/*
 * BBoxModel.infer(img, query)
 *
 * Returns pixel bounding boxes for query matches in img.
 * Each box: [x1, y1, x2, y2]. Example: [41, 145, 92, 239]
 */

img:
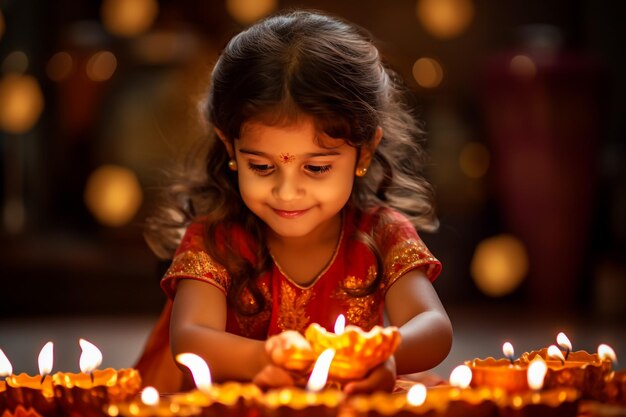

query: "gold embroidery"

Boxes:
[277, 281, 315, 333]
[236, 280, 272, 338]
[165, 250, 230, 292]
[383, 239, 437, 289]
[334, 265, 381, 330]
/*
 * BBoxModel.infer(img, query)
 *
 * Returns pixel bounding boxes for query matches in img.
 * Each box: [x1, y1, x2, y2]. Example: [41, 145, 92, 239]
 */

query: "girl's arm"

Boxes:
[385, 269, 453, 374]
[169, 279, 270, 382]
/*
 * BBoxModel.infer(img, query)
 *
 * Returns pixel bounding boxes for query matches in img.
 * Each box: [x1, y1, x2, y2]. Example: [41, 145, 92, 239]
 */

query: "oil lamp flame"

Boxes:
[141, 386, 160, 406]
[38, 341, 53, 376]
[597, 344, 617, 363]
[334, 314, 345, 335]
[0, 348, 12, 377]
[556, 332, 572, 351]
[527, 357, 547, 390]
[176, 353, 212, 394]
[79, 338, 103, 373]
[407, 383, 427, 406]
[547, 345, 565, 363]
[306, 348, 335, 392]
[449, 364, 472, 389]
[502, 342, 514, 358]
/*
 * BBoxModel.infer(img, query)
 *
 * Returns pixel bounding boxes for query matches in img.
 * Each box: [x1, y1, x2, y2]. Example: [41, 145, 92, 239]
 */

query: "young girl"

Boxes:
[136, 9, 452, 394]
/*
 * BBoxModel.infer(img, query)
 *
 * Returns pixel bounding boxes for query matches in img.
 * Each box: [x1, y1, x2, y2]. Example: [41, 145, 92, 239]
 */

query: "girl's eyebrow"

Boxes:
[238, 148, 341, 158]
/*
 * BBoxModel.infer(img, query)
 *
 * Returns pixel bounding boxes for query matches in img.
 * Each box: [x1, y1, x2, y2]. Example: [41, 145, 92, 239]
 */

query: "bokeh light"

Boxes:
[2, 51, 29, 74]
[101, 0, 159, 38]
[86, 51, 117, 82]
[0, 74, 44, 133]
[510, 54, 537, 79]
[84, 165, 143, 227]
[471, 235, 529, 297]
[412, 57, 444, 88]
[416, 0, 475, 39]
[46, 51, 74, 81]
[459, 142, 490, 178]
[226, 0, 278, 25]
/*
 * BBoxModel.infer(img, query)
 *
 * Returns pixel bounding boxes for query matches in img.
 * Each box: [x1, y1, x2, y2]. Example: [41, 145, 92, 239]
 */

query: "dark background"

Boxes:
[1, 0, 625, 325]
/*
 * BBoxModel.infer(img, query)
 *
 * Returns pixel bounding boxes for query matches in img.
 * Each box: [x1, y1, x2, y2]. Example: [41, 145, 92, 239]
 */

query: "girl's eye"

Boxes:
[306, 164, 332, 175]
[248, 162, 274, 175]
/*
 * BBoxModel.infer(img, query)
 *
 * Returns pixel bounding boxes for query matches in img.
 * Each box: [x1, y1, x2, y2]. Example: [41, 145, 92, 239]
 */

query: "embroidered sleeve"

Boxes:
[160, 222, 231, 299]
[375, 209, 442, 292]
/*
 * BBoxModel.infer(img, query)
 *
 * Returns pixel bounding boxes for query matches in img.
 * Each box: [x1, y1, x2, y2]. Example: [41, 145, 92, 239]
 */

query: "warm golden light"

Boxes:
[226, 0, 278, 25]
[334, 314, 346, 335]
[510, 54, 537, 79]
[0, 74, 44, 133]
[470, 234, 529, 297]
[86, 51, 117, 82]
[449, 364, 472, 388]
[556, 332, 572, 352]
[459, 142, 490, 178]
[547, 345, 565, 363]
[502, 342, 514, 359]
[412, 57, 443, 88]
[2, 51, 29, 74]
[0, 348, 12, 376]
[38, 341, 54, 376]
[176, 353, 212, 394]
[101, 0, 159, 37]
[46, 51, 74, 81]
[527, 357, 547, 390]
[79, 338, 103, 373]
[306, 348, 335, 392]
[416, 0, 475, 39]
[597, 344, 617, 363]
[84, 165, 143, 227]
[140, 386, 160, 406]
[406, 383, 427, 406]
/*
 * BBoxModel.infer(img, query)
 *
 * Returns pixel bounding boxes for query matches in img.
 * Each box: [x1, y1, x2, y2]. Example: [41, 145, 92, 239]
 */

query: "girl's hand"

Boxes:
[265, 330, 314, 371]
[253, 363, 296, 389]
[343, 356, 397, 395]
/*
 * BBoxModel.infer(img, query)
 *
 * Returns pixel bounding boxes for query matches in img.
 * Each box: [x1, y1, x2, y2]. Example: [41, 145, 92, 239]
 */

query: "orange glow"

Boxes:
[527, 357, 547, 390]
[84, 165, 143, 227]
[459, 142, 490, 178]
[140, 386, 160, 406]
[449, 364, 472, 388]
[416, 0, 474, 39]
[412, 57, 443, 88]
[101, 0, 159, 37]
[226, 0, 278, 25]
[86, 51, 117, 82]
[46, 51, 74, 81]
[470, 234, 529, 297]
[0, 74, 44, 133]
[510, 54, 537, 79]
[406, 383, 427, 406]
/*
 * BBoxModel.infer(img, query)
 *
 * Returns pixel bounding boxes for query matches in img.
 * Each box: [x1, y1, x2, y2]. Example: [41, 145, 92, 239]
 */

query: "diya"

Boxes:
[465, 342, 528, 394]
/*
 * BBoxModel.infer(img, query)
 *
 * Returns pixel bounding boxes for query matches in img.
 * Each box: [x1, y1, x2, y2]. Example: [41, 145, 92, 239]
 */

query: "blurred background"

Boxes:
[0, 0, 624, 377]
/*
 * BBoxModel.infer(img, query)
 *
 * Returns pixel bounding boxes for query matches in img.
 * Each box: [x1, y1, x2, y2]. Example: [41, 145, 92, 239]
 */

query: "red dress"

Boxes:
[136, 206, 441, 392]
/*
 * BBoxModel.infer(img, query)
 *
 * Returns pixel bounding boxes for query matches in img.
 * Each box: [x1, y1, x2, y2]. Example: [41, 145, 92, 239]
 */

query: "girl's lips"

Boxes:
[273, 208, 309, 218]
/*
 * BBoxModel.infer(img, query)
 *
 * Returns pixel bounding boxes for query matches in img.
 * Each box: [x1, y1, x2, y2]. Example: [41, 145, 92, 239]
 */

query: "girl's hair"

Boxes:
[145, 9, 438, 313]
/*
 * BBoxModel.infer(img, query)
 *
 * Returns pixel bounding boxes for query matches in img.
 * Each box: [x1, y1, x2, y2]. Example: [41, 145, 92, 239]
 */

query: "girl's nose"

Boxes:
[273, 173, 303, 201]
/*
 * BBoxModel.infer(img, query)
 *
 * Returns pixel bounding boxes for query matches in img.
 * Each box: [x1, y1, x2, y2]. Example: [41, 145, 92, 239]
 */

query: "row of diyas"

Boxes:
[0, 339, 141, 417]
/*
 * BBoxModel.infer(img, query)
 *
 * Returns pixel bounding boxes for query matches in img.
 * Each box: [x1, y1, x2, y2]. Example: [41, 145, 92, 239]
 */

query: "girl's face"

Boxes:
[232, 115, 360, 242]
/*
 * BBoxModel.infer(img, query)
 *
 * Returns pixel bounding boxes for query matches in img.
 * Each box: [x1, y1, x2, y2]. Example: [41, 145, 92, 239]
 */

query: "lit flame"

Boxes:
[334, 314, 345, 335]
[0, 348, 12, 376]
[79, 339, 103, 373]
[547, 345, 565, 363]
[527, 357, 547, 390]
[141, 386, 160, 406]
[38, 341, 54, 376]
[556, 332, 572, 352]
[407, 383, 427, 406]
[306, 348, 335, 392]
[449, 364, 472, 389]
[502, 342, 515, 358]
[176, 353, 212, 394]
[598, 344, 617, 363]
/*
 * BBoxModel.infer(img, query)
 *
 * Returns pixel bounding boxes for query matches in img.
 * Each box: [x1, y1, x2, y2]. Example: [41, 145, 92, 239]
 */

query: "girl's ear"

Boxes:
[215, 128, 235, 159]
[357, 126, 383, 169]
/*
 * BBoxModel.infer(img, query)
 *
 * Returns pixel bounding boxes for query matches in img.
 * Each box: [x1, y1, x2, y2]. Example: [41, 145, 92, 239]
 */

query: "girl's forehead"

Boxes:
[238, 117, 347, 150]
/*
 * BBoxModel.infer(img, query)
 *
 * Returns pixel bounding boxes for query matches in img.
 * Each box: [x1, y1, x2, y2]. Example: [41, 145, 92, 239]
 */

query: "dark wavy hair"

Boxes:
[145, 9, 438, 314]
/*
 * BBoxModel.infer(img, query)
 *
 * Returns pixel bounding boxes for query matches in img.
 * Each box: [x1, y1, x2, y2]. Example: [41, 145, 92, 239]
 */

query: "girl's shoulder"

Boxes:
[350, 206, 414, 235]
[175, 217, 256, 259]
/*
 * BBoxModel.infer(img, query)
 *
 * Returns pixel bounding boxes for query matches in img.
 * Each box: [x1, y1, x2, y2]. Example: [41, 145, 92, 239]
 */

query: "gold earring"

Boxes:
[355, 166, 368, 177]
[228, 160, 238, 171]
